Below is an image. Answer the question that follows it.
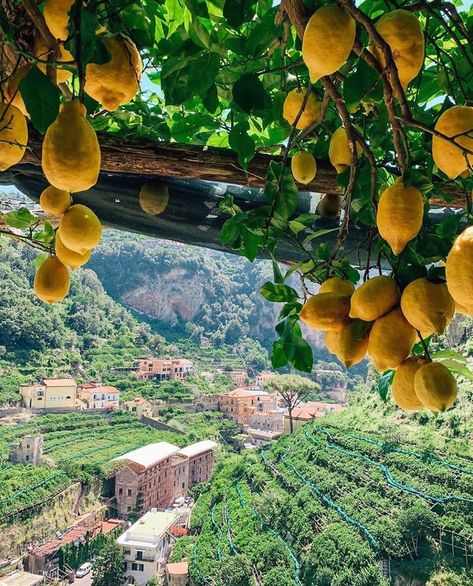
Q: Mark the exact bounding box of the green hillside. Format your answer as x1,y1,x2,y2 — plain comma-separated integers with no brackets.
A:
186,418,473,586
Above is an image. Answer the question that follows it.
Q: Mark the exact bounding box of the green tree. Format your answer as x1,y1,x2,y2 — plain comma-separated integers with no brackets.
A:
262,566,297,586
264,374,320,433
91,538,125,586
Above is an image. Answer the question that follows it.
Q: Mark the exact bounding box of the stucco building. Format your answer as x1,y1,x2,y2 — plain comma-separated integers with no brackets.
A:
218,388,278,425
123,397,154,418
284,401,346,433
135,359,193,381
77,382,120,410
114,440,218,518
9,434,43,466
225,369,247,387
117,510,180,585
20,379,76,410
165,562,189,586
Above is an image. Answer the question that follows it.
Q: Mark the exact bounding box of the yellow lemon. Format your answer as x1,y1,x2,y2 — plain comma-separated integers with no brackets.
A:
84,35,142,111
42,100,101,192
33,255,70,304
324,330,339,355
446,226,473,315
291,151,317,184
319,276,355,297
328,127,362,174
391,357,428,411
58,204,102,254
377,178,424,256
55,231,91,269
44,0,75,41
349,276,399,321
400,278,455,335
302,5,356,84
34,36,74,84
300,292,350,331
139,182,169,215
414,362,457,412
372,10,424,92
432,106,473,179
334,319,370,368
5,65,30,117
0,102,28,171
283,88,322,130
39,185,71,217
367,307,416,372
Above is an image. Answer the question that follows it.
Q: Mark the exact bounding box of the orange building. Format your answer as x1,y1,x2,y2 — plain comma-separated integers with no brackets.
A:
284,401,346,433
135,359,193,381
218,388,277,425
225,370,247,387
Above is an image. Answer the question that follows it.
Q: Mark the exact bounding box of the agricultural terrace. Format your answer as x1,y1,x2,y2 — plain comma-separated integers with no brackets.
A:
189,421,473,586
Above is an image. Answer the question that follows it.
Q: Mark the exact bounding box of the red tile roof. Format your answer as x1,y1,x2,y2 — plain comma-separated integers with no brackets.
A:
43,379,75,386
166,562,189,575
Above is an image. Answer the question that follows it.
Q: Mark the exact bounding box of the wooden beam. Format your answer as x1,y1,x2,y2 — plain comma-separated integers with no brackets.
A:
21,130,466,208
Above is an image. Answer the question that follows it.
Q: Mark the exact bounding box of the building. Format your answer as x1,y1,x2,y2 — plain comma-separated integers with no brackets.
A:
255,371,275,389
178,440,218,486
225,369,247,387
165,562,189,586
244,410,284,445
0,571,44,585
77,382,120,410
135,359,194,381
218,388,277,425
9,434,43,466
20,379,76,410
117,510,180,585
284,401,346,433
114,441,218,518
123,398,154,418
114,443,181,517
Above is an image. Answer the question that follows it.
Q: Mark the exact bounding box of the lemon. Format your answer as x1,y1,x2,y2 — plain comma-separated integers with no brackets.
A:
42,100,101,193
0,102,28,171
5,65,30,117
139,182,169,215
302,5,356,84
400,278,455,335
283,88,322,130
39,185,71,217
377,178,424,256
372,10,424,92
58,204,102,254
328,127,362,174
300,292,350,331
334,319,370,368
414,362,457,412
391,357,428,411
44,0,75,41
324,330,339,355
34,35,74,84
34,255,70,304
432,106,473,179
55,232,91,269
445,226,473,316
349,276,399,321
84,35,142,111
291,151,317,184
319,277,355,297
367,307,416,372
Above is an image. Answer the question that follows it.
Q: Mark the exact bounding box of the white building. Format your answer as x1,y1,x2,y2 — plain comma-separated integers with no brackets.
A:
117,510,180,585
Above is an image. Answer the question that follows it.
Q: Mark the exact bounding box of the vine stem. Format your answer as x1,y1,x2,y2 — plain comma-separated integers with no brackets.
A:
416,331,432,362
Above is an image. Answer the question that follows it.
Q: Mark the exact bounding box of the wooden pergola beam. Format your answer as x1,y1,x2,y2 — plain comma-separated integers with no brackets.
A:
21,131,466,208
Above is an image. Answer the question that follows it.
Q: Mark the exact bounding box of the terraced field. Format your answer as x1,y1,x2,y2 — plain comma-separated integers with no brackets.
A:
189,421,473,586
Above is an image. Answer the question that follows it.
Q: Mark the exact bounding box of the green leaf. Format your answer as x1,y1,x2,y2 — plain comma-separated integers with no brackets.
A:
260,282,298,303
343,58,383,112
223,0,256,28
232,73,267,114
33,253,49,269
3,207,39,229
203,84,219,113
19,66,60,134
271,339,288,369
184,0,209,18
228,123,255,169
33,221,55,245
431,349,466,363
302,228,338,245
377,370,395,402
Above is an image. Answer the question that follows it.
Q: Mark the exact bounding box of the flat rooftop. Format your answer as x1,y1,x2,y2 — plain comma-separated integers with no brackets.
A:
178,440,218,458
113,442,180,469
117,511,179,547
0,571,44,585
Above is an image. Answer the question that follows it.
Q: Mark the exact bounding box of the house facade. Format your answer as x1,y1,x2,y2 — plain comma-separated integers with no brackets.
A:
117,510,180,585
123,398,154,418
165,562,189,586
284,401,346,433
218,388,278,425
225,369,247,387
20,379,76,410
77,382,120,410
178,440,218,486
135,359,194,381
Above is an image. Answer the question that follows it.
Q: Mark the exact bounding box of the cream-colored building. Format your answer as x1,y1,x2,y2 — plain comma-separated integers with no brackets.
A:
165,562,189,586
117,510,180,585
20,379,76,410
78,382,120,410
123,398,154,418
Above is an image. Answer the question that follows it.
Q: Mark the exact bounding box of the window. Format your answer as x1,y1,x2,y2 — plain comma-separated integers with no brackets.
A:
119,488,123,495
131,563,144,571
128,489,132,496
136,551,143,561
124,549,131,555
127,506,131,512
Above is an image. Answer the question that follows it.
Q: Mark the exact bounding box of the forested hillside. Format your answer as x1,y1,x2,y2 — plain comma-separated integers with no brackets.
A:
185,418,473,586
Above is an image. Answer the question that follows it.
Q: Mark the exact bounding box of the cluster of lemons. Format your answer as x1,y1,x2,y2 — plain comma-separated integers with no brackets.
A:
0,0,142,304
